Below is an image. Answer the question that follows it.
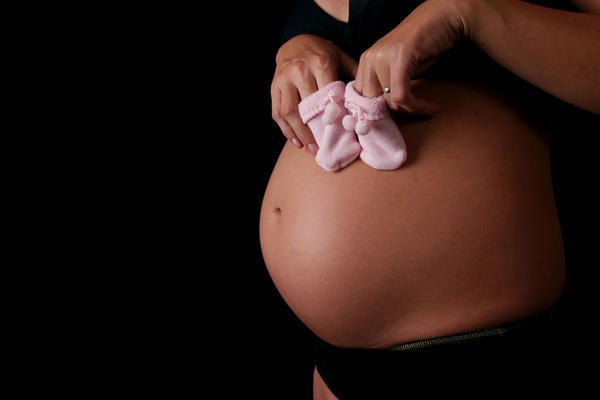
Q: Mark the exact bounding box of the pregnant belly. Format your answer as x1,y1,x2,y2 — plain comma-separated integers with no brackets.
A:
259,80,565,348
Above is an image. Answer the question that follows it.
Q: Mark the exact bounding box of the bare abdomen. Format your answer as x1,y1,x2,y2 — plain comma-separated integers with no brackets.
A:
259,80,565,348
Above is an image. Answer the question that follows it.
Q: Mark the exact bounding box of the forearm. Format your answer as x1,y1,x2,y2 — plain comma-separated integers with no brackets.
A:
461,0,600,114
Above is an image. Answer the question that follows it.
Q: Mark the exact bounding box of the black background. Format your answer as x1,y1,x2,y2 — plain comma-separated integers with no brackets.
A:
195,2,316,398
214,3,317,398
133,2,599,397
112,3,313,396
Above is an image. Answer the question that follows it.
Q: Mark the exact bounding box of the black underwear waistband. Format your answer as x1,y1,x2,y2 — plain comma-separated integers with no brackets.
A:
387,305,558,351
313,305,564,399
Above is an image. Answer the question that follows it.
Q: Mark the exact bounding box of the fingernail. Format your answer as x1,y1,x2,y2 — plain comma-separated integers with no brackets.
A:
291,138,302,148
307,143,319,156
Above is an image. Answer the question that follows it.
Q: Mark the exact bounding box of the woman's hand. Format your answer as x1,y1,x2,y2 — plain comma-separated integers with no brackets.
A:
355,0,470,114
355,0,600,114
272,34,358,154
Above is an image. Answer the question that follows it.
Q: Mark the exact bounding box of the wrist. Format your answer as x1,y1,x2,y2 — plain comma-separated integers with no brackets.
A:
276,34,320,64
456,0,506,47
452,0,478,41
276,34,337,65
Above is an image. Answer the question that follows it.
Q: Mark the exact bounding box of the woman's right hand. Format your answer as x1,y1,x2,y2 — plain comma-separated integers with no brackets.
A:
272,34,358,155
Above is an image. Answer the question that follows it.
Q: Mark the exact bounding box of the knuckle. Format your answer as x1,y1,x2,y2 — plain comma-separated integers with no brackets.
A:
361,48,382,64
359,51,370,64
387,101,403,112
374,49,387,62
286,59,307,76
309,52,332,70
271,109,280,121
390,91,407,104
298,84,314,96
274,63,291,79
297,135,312,145
280,104,297,118
390,93,406,103
270,80,280,95
271,74,283,87
280,129,293,140
293,125,311,140
297,125,311,138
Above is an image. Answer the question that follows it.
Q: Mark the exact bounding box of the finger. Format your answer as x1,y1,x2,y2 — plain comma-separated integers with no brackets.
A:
354,60,372,96
293,75,318,100
354,50,370,94
374,63,391,98
354,61,364,94
356,54,383,98
287,111,316,150
280,84,316,148
314,67,337,89
338,50,358,79
361,66,383,98
271,85,302,148
388,69,440,114
276,117,303,148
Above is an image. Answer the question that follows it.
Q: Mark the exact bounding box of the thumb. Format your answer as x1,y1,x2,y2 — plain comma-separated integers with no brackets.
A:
338,50,358,79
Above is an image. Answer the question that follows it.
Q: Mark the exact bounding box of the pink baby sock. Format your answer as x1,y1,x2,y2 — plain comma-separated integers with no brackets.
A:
298,81,362,172
343,81,407,170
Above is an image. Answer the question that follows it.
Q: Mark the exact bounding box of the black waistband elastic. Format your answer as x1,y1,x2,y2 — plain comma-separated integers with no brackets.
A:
387,305,559,351
313,305,564,399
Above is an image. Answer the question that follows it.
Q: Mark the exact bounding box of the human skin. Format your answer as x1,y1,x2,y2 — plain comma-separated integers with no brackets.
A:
262,79,566,397
353,0,600,112
263,0,599,398
271,0,599,153
271,35,358,154
266,77,568,332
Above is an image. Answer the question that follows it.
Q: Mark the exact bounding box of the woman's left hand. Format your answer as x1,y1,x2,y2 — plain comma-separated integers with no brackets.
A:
354,0,470,114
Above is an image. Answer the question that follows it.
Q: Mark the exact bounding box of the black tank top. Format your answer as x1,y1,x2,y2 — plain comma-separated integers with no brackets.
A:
281,0,574,59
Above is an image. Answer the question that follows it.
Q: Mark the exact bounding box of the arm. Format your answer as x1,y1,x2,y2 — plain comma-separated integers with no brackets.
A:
464,0,600,114
571,0,600,13
355,0,600,115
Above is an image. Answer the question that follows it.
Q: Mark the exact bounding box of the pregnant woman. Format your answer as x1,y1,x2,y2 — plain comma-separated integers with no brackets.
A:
260,0,600,397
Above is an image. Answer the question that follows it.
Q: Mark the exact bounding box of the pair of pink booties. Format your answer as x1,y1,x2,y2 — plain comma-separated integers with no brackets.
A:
298,81,407,172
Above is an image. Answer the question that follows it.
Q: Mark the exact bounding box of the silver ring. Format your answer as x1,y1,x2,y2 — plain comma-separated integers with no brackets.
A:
383,87,391,93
